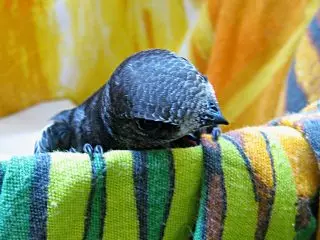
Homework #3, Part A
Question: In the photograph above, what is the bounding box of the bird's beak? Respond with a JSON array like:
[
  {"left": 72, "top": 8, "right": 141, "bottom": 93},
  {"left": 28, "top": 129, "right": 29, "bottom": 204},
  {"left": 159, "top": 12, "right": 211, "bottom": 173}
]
[
  {"left": 201, "top": 109, "right": 229, "bottom": 127},
  {"left": 214, "top": 113, "right": 229, "bottom": 125}
]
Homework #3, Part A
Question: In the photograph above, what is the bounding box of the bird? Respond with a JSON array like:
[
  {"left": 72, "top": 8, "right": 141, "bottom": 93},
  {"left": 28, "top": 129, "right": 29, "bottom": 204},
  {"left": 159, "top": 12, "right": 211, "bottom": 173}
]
[{"left": 34, "top": 49, "right": 228, "bottom": 153}]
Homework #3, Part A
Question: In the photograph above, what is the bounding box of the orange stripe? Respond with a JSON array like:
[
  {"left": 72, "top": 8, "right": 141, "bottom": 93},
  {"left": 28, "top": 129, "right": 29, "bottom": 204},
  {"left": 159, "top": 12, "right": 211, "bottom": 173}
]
[
  {"left": 143, "top": 9, "right": 154, "bottom": 48},
  {"left": 207, "top": 0, "right": 222, "bottom": 30},
  {"left": 241, "top": 129, "right": 274, "bottom": 188}
]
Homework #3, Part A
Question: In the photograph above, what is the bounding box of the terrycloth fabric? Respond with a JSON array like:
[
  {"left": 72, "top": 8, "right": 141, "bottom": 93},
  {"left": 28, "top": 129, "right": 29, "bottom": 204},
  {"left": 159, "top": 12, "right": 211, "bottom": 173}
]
[
  {"left": 0, "top": 101, "right": 319, "bottom": 239},
  {"left": 195, "top": 101, "right": 320, "bottom": 240},
  {"left": 0, "top": 148, "right": 203, "bottom": 240}
]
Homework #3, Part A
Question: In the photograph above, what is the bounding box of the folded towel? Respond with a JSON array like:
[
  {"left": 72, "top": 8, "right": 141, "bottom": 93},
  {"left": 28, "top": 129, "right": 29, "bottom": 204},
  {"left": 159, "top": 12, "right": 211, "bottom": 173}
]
[
  {"left": 0, "top": 147, "right": 203, "bottom": 239},
  {"left": 0, "top": 101, "right": 319, "bottom": 240}
]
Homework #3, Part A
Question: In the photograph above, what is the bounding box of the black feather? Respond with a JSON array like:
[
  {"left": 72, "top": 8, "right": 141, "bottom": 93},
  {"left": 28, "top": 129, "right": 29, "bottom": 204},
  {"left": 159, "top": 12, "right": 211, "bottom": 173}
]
[{"left": 35, "top": 49, "right": 228, "bottom": 153}]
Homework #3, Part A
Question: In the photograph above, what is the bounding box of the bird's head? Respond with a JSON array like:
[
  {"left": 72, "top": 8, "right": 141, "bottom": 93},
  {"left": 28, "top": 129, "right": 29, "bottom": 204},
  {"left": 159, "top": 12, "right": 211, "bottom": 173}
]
[{"left": 105, "top": 49, "right": 228, "bottom": 150}]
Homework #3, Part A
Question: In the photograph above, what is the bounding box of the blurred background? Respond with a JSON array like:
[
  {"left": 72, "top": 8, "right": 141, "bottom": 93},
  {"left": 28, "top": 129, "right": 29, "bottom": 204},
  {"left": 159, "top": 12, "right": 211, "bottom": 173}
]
[{"left": 0, "top": 0, "right": 319, "bottom": 156}]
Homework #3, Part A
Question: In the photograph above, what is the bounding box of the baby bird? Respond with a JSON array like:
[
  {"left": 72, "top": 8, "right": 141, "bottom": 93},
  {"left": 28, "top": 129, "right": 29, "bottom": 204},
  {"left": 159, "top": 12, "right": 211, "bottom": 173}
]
[{"left": 34, "top": 49, "right": 228, "bottom": 153}]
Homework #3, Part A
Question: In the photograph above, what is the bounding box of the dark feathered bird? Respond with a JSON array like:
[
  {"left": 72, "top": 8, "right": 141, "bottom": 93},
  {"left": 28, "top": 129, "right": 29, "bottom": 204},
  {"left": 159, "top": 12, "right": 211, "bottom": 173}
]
[{"left": 34, "top": 49, "right": 228, "bottom": 153}]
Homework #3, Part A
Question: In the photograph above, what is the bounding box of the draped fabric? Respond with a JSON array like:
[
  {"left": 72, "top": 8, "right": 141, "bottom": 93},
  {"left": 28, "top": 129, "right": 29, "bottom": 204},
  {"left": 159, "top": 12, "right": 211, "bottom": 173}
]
[{"left": 0, "top": 0, "right": 319, "bottom": 131}]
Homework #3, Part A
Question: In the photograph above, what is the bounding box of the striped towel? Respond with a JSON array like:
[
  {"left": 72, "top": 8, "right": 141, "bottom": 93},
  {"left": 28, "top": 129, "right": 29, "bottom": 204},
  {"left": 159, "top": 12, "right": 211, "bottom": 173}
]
[
  {"left": 0, "top": 101, "right": 319, "bottom": 239},
  {"left": 0, "top": 148, "right": 203, "bottom": 239},
  {"left": 195, "top": 101, "right": 320, "bottom": 240}
]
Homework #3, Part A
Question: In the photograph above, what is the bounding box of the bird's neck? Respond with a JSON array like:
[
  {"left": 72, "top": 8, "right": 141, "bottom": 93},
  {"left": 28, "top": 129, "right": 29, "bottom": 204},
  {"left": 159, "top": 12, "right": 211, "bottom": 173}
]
[
  {"left": 76, "top": 84, "right": 115, "bottom": 151},
  {"left": 97, "top": 85, "right": 116, "bottom": 150}
]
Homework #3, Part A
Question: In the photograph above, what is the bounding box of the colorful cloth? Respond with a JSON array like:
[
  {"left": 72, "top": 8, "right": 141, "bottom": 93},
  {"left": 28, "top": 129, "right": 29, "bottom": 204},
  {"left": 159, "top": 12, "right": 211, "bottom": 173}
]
[
  {"left": 186, "top": 1, "right": 320, "bottom": 130},
  {"left": 0, "top": 148, "right": 203, "bottom": 240},
  {"left": 195, "top": 101, "right": 320, "bottom": 240},
  {"left": 0, "top": 1, "right": 319, "bottom": 132},
  {"left": 0, "top": 101, "right": 319, "bottom": 239},
  {"left": 285, "top": 9, "right": 320, "bottom": 113}
]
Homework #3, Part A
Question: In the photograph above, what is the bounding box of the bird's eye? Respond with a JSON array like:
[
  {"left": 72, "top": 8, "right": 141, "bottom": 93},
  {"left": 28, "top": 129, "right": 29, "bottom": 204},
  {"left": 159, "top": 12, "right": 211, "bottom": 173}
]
[
  {"left": 208, "top": 102, "right": 218, "bottom": 112},
  {"left": 136, "top": 119, "right": 162, "bottom": 131}
]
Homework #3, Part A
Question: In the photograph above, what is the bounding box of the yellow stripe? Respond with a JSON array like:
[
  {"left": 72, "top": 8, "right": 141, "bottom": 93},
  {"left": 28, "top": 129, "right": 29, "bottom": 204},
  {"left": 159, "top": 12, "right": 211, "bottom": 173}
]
[
  {"left": 191, "top": 2, "right": 215, "bottom": 62},
  {"left": 103, "top": 150, "right": 138, "bottom": 239},
  {"left": 242, "top": 129, "right": 274, "bottom": 188},
  {"left": 163, "top": 146, "right": 203, "bottom": 240},
  {"left": 220, "top": 137, "right": 258, "bottom": 239},
  {"left": 47, "top": 153, "right": 92, "bottom": 240},
  {"left": 264, "top": 132, "right": 297, "bottom": 239}
]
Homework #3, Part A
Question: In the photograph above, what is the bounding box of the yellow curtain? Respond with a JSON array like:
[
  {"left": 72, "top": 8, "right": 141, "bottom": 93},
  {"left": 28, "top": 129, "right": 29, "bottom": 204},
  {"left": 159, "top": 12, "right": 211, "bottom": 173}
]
[{"left": 0, "top": 0, "right": 319, "bottom": 130}]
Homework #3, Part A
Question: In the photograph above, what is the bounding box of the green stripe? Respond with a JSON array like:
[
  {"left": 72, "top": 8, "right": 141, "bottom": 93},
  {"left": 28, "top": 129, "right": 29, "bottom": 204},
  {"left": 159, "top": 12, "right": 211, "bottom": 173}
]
[
  {"left": 295, "top": 216, "right": 316, "bottom": 240},
  {"left": 86, "top": 153, "right": 106, "bottom": 240},
  {"left": 163, "top": 146, "right": 203, "bottom": 240},
  {"left": 147, "top": 150, "right": 170, "bottom": 240},
  {"left": 47, "top": 153, "right": 92, "bottom": 240},
  {"left": 220, "top": 137, "right": 258, "bottom": 240},
  {"left": 0, "top": 156, "right": 35, "bottom": 239},
  {"left": 264, "top": 133, "right": 297, "bottom": 240},
  {"left": 103, "top": 151, "right": 138, "bottom": 240}
]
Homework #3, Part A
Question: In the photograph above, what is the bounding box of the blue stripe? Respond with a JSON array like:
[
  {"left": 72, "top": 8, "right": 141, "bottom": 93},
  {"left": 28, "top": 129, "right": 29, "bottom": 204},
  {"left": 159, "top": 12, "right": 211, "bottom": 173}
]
[
  {"left": 0, "top": 162, "right": 6, "bottom": 195},
  {"left": 285, "top": 62, "right": 308, "bottom": 113},
  {"left": 259, "top": 132, "right": 276, "bottom": 193},
  {"left": 302, "top": 119, "right": 320, "bottom": 161},
  {"left": 308, "top": 13, "right": 320, "bottom": 54},
  {"left": 30, "top": 153, "right": 51, "bottom": 240},
  {"left": 259, "top": 131, "right": 277, "bottom": 236},
  {"left": 258, "top": 131, "right": 277, "bottom": 239},
  {"left": 133, "top": 151, "right": 148, "bottom": 240}
]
